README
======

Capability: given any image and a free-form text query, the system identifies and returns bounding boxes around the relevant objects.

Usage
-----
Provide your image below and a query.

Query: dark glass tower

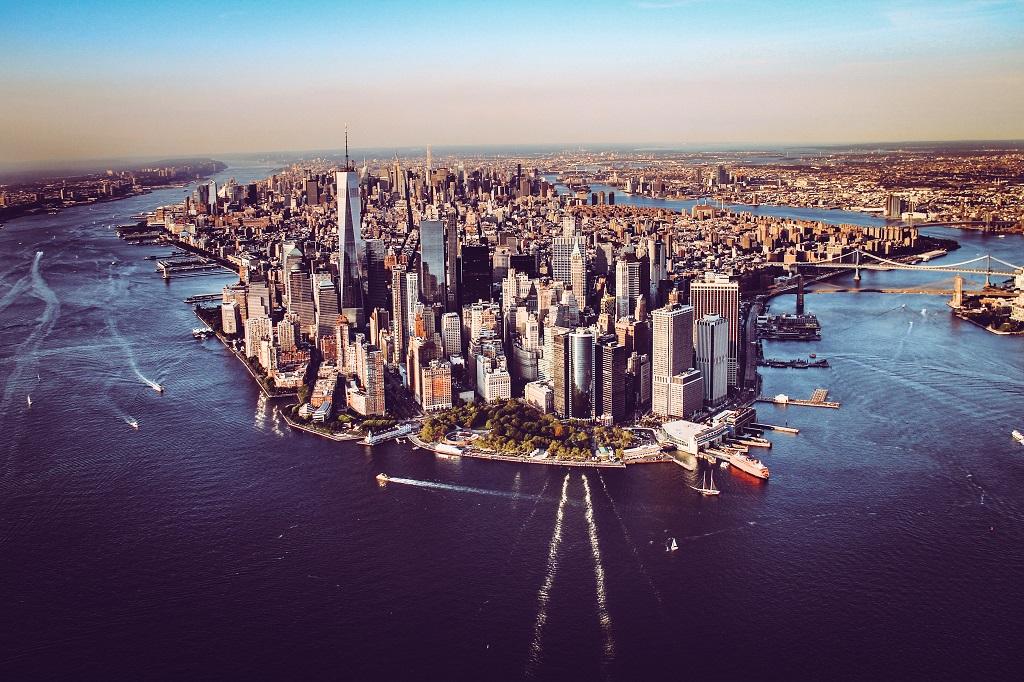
[419,219,446,307]
[460,244,492,306]
[365,238,389,313]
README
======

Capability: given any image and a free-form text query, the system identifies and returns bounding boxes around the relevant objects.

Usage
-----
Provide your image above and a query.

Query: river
[1,166,1022,679]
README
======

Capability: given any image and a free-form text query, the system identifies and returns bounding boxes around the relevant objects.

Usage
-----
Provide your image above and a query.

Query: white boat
[375,473,390,485]
[153,384,164,393]
[665,537,679,552]
[719,461,730,470]
[1013,430,1024,445]
[690,470,721,496]
[127,418,139,430]
[26,395,32,407]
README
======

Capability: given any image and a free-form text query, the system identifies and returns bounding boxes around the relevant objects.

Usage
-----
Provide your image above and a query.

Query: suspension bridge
[796,247,1023,287]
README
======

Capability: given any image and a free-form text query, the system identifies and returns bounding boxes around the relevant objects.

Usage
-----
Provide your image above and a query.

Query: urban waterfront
[1,166,1022,679]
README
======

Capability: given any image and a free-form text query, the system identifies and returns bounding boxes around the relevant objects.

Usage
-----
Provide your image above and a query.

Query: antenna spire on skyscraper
[344,124,351,170]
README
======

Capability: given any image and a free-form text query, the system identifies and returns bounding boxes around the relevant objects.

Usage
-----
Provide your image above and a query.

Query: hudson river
[1,166,1022,680]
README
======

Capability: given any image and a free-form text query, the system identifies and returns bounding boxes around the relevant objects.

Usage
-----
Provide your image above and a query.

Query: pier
[756,388,841,409]
[156,255,228,279]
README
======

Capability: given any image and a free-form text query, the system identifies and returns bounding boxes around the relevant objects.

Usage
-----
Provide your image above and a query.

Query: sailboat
[690,470,721,496]
[665,537,679,552]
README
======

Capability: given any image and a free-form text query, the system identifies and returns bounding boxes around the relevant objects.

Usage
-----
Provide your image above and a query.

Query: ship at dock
[726,453,770,479]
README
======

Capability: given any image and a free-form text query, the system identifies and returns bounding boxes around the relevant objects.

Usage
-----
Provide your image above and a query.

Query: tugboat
[376,473,390,485]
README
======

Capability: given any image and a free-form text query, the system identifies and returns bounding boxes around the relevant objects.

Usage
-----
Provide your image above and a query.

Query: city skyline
[3,0,1024,166]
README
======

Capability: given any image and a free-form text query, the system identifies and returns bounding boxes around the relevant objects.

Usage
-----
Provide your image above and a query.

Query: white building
[689,274,740,386]
[696,314,729,406]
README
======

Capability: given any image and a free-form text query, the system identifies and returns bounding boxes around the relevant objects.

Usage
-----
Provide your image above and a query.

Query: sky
[1,0,1023,167]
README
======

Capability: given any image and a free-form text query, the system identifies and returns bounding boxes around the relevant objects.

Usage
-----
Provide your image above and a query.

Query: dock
[752,422,800,434]
[755,388,840,409]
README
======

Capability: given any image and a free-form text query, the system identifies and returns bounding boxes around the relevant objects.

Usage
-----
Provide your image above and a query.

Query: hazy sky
[2,0,1023,166]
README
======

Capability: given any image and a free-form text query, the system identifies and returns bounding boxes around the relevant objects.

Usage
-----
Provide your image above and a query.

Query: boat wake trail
[582,474,615,669]
[0,274,31,317]
[526,473,570,678]
[104,315,162,391]
[384,477,543,503]
[0,252,62,470]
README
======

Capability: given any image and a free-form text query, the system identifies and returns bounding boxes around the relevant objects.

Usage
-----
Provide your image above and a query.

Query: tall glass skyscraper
[419,219,446,307]
[364,239,388,312]
[336,169,364,326]
[460,244,491,306]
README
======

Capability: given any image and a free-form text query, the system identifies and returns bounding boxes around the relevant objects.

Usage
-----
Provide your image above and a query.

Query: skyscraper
[460,244,492,305]
[313,275,340,340]
[595,336,626,424]
[551,235,586,290]
[689,274,740,386]
[552,327,596,420]
[440,312,461,358]
[336,168,364,326]
[569,242,587,309]
[364,238,389,312]
[615,258,642,320]
[419,219,447,307]
[652,303,695,418]
[696,314,729,406]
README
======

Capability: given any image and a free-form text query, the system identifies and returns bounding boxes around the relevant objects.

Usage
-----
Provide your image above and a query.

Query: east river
[1,166,1022,680]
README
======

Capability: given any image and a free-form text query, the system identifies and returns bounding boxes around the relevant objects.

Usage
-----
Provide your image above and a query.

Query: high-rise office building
[696,314,729,406]
[595,336,626,424]
[419,219,447,307]
[336,169,364,326]
[440,312,461,358]
[569,242,587,309]
[652,303,694,418]
[551,235,586,290]
[615,258,642,319]
[364,239,389,312]
[313,275,340,340]
[552,327,596,420]
[287,269,315,337]
[460,244,492,305]
[689,274,740,386]
[445,211,460,311]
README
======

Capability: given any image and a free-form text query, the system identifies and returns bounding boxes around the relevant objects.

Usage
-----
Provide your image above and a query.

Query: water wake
[104,315,162,391]
[384,476,542,503]
[526,473,570,677]
[0,252,62,467]
[582,474,615,667]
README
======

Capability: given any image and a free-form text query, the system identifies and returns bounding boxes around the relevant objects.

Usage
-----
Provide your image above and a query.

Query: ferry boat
[727,453,770,479]
[1013,430,1024,445]
[361,422,413,446]
[375,473,390,485]
[192,327,214,339]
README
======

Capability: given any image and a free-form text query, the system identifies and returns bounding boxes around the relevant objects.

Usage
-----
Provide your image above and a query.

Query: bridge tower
[795,274,805,315]
[952,275,964,309]
[985,255,992,288]
[853,248,861,282]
